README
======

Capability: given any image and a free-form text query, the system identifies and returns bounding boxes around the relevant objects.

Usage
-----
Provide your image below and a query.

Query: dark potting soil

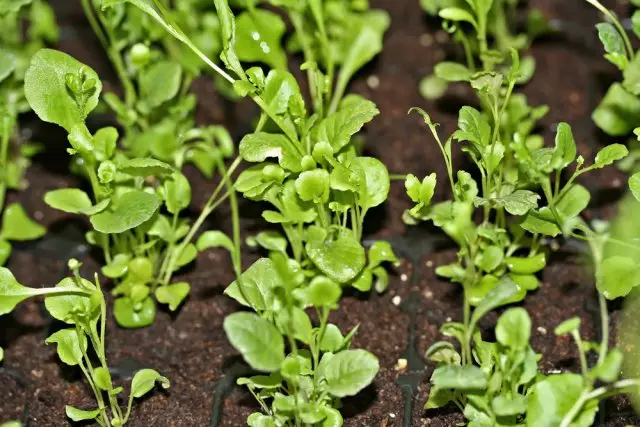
[1,0,639,426]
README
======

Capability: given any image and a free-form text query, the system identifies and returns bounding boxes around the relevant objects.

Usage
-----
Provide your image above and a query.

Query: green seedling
[25,49,239,328]
[81,0,234,177]
[0,260,169,426]
[0,0,58,264]
[419,0,547,100]
[104,0,397,423]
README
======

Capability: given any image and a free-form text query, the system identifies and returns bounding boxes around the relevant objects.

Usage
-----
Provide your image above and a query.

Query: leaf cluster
[0,260,169,426]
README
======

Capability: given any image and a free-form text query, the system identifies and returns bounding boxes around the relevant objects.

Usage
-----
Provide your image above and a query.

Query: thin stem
[585,0,634,59]
[0,113,13,214]
[572,331,589,377]
[598,292,609,364]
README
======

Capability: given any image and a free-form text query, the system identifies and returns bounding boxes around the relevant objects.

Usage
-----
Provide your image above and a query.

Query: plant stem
[0,113,13,215]
[559,379,640,427]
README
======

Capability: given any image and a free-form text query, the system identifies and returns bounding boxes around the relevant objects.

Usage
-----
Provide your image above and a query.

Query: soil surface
[1,0,639,426]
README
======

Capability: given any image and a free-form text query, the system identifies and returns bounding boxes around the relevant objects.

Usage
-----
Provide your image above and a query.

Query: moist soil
[1,0,639,426]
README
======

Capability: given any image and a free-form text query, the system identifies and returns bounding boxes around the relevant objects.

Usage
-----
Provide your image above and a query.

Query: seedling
[0,0,57,264]
[419,0,547,100]
[105,0,397,423]
[81,0,234,177]
[0,259,169,426]
[25,49,239,327]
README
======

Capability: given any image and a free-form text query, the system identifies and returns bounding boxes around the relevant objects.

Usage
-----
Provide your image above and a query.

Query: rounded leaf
[155,282,190,311]
[113,296,156,328]
[224,312,285,372]
[130,369,170,398]
[350,157,390,209]
[323,349,379,397]
[1,203,45,241]
[90,190,161,234]
[24,49,102,131]
[45,329,86,366]
[44,189,92,214]
[495,308,531,349]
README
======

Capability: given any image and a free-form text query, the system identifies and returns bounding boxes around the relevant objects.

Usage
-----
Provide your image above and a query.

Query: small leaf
[235,9,287,69]
[155,282,190,311]
[139,60,182,107]
[164,172,191,215]
[119,158,174,177]
[596,23,626,56]
[239,132,302,172]
[495,308,531,349]
[501,190,540,216]
[557,184,590,219]
[93,367,112,390]
[295,169,330,203]
[323,349,379,397]
[45,329,86,366]
[526,374,596,427]
[65,406,101,422]
[24,49,102,131]
[90,190,161,234]
[1,204,45,241]
[419,74,448,100]
[306,231,366,284]
[593,83,640,136]
[597,256,640,299]
[351,157,390,209]
[197,231,234,253]
[0,268,51,314]
[302,276,342,308]
[130,369,170,398]
[551,122,577,170]
[593,349,623,382]
[554,317,581,336]
[434,62,472,82]
[454,106,491,147]
[0,239,11,265]
[439,7,477,27]
[431,364,487,390]
[631,172,640,201]
[492,395,526,417]
[313,97,379,152]
[44,189,93,214]
[225,258,281,311]
[594,144,628,168]
[223,312,285,372]
[368,241,399,267]
[471,275,520,328]
[113,296,156,328]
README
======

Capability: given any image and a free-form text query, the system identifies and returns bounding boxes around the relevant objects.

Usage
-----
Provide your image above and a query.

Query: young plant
[587,0,640,171]
[419,0,546,100]
[0,260,170,426]
[106,0,397,423]
[25,49,238,327]
[0,0,58,264]
[81,0,234,176]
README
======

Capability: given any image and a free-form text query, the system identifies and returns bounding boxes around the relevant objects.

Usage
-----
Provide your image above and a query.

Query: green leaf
[302,276,342,308]
[306,231,366,284]
[90,190,161,234]
[0,346,3,362]
[551,122,577,170]
[431,364,487,390]
[45,329,86,366]
[139,60,182,107]
[597,255,640,299]
[44,277,95,324]
[248,231,287,253]
[0,0,31,14]
[313,98,379,152]
[593,349,623,382]
[557,184,590,219]
[495,308,531,349]
[419,74,448,100]
[239,132,302,172]
[223,312,285,372]
[235,9,286,69]
[554,317,581,336]
[323,349,379,397]
[119,158,174,177]
[434,61,472,82]
[0,49,15,83]
[476,245,503,273]
[368,241,399,267]
[24,49,102,131]
[492,395,526,417]
[454,106,491,147]
[213,0,244,77]
[624,53,640,95]
[164,172,191,215]
[594,144,628,168]
[93,367,112,390]
[425,387,455,410]
[596,23,626,57]
[471,275,520,328]
[521,208,561,237]
[225,258,281,311]
[592,83,640,136]
[65,406,101,422]
[526,374,597,427]
[131,369,170,398]
[1,204,45,241]
[295,169,330,203]
[155,282,190,311]
[0,268,44,315]
[262,70,301,115]
[113,296,156,328]
[197,230,234,253]
[44,189,92,214]
[631,172,640,202]
[334,16,389,102]
[351,157,390,209]
[439,7,477,27]
[500,190,540,216]
[319,324,345,352]
[101,254,131,279]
